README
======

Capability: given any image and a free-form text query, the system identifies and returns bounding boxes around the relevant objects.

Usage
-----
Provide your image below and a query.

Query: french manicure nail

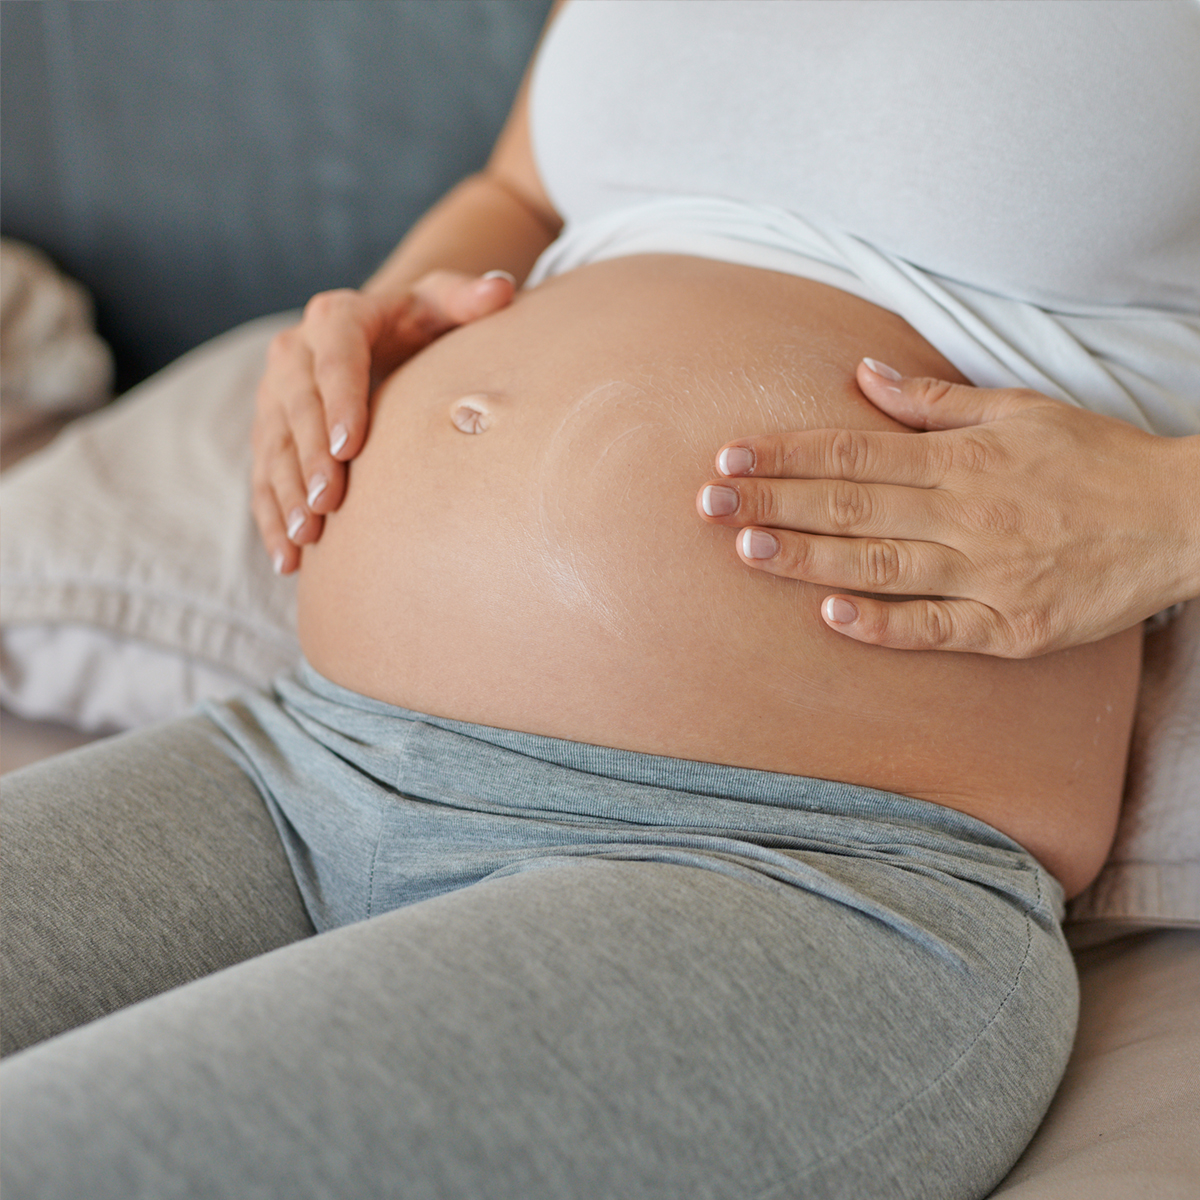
[482,269,517,286]
[862,358,902,382]
[330,424,349,456]
[307,473,328,508]
[701,484,740,517]
[717,446,755,476]
[740,528,779,560]
[272,550,286,575]
[286,508,306,541]
[823,597,859,625]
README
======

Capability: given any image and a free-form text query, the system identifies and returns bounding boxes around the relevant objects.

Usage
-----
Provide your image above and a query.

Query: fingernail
[862,358,902,382]
[823,596,859,625]
[701,484,739,517]
[272,550,286,575]
[286,507,306,541]
[330,424,349,456]
[482,269,516,286]
[740,528,779,560]
[306,473,328,508]
[717,446,755,476]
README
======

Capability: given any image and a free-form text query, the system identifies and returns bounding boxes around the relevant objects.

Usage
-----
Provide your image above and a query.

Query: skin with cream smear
[298,255,1141,898]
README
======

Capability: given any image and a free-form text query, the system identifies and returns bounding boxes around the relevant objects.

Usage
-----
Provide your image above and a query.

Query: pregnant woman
[4,3,1199,1198]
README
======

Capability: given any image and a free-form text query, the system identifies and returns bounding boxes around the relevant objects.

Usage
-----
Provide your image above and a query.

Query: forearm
[363,170,561,302]
[363,0,563,300]
[254,0,563,572]
[1170,433,1200,601]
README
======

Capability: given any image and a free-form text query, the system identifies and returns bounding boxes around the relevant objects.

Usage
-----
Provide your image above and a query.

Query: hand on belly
[296,255,1141,898]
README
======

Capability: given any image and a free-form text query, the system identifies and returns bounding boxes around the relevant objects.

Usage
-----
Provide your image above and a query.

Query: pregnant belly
[298,255,1141,896]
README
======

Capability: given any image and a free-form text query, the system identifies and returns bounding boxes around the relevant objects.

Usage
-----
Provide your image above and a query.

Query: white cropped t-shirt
[528,0,1200,437]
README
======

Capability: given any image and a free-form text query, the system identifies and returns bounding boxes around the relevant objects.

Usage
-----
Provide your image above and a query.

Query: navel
[451,394,493,434]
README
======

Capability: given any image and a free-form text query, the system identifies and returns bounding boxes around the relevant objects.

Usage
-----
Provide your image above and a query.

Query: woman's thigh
[0,854,1077,1200]
[1,715,315,1056]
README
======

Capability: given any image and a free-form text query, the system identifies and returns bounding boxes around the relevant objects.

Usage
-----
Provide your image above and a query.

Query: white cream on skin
[523,368,817,644]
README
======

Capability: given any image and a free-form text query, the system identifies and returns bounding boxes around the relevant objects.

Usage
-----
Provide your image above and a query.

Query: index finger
[304,291,383,461]
[716,426,953,488]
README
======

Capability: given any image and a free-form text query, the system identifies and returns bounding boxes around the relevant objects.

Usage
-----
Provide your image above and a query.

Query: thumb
[856,358,1048,432]
[412,269,517,331]
[385,270,514,364]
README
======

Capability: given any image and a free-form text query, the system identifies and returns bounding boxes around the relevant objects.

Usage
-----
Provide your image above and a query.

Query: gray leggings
[1,667,1078,1200]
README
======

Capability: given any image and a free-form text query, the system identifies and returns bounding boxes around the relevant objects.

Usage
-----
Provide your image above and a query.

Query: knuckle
[750,482,784,526]
[1011,607,1056,657]
[251,413,289,461]
[303,293,332,323]
[777,535,818,580]
[303,288,357,324]
[827,479,870,532]
[770,431,817,477]
[825,428,871,478]
[268,461,301,507]
[250,447,269,485]
[769,438,799,477]
[251,488,280,532]
[422,270,458,290]
[280,378,314,422]
[965,495,1024,537]
[919,378,959,412]
[994,556,1026,592]
[929,434,960,479]
[999,542,1049,593]
[949,432,996,476]
[254,377,286,424]
[860,538,904,589]
[919,602,955,648]
[250,475,272,506]
[265,326,299,367]
[415,269,452,290]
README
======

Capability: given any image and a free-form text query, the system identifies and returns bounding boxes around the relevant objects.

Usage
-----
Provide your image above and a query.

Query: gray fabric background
[0,0,551,390]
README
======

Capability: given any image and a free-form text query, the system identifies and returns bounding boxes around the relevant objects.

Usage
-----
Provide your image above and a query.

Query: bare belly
[298,255,1141,897]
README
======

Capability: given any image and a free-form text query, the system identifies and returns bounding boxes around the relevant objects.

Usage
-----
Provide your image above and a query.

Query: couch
[2,4,1196,1197]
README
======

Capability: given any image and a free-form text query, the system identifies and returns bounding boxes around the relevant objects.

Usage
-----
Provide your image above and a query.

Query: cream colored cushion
[989,929,1200,1199]
[1067,604,1200,936]
[1,239,113,424]
[1,314,299,728]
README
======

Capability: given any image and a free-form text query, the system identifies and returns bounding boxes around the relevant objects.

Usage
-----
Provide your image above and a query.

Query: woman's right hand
[252,268,517,574]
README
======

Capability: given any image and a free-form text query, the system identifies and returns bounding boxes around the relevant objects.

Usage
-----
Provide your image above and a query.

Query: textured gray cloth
[1,669,1079,1199]
[1,716,315,1054]
[0,0,551,387]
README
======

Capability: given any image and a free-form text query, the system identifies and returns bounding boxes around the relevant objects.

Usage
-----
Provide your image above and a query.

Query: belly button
[451,395,493,434]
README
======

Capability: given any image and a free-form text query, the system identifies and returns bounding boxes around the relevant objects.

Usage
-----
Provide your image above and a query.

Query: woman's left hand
[696,359,1200,658]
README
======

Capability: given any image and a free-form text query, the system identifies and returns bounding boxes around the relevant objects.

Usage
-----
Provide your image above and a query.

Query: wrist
[362,172,558,302]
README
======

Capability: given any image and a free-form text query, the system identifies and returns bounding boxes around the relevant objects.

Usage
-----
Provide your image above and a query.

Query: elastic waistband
[267,662,1060,913]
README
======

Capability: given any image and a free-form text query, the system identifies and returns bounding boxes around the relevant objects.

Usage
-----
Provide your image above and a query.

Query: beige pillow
[1,314,1196,931]
[1,239,113,422]
[990,929,1200,1197]
[1067,600,1200,936]
[1,314,300,727]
